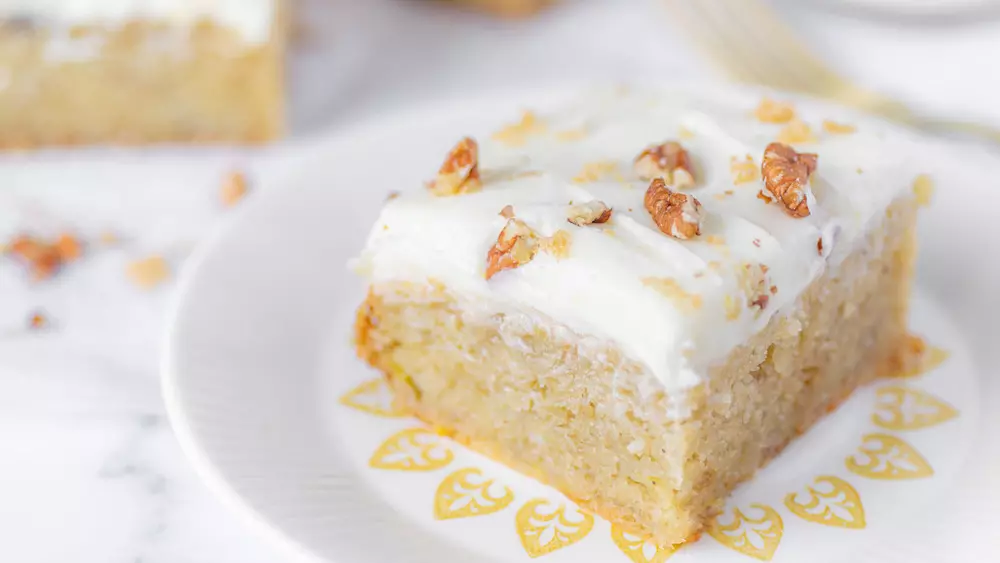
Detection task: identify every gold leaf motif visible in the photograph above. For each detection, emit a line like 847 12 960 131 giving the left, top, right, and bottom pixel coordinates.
784 476 866 529
368 428 454 471
707 504 783 561
433 467 514 520
515 498 594 557
610 525 677 563
874 386 958 430
339 378 406 418
846 433 933 480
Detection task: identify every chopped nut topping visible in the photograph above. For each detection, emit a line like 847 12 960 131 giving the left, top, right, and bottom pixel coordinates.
912 174 934 207
55 233 82 262
567 200 612 226
485 219 539 280
499 204 515 219
817 237 824 256
540 230 572 259
644 178 703 240
761 142 818 218
634 141 695 187
429 137 482 196
492 111 546 146
385 191 400 201
28 310 48 330
554 128 587 142
6 233 83 281
127 255 170 289
754 97 796 124
221 170 248 206
757 190 774 204
642 277 703 312
777 119 817 144
730 155 759 184
572 161 620 184
822 120 857 134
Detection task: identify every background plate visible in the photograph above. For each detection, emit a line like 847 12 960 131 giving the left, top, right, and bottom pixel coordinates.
162 86 997 563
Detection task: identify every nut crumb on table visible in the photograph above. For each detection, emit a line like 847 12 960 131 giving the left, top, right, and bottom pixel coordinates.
127 255 170 289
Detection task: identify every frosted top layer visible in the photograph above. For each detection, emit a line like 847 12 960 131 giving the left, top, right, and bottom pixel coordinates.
354 86 918 393
0 0 275 42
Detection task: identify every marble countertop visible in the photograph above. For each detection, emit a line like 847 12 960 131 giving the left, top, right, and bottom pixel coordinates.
2 1 998 561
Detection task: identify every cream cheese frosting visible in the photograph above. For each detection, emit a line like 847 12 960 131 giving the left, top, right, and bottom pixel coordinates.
0 0 275 42
353 86 919 394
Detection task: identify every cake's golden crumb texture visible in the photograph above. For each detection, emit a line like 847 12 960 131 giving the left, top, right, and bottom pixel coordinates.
0 16 285 148
354 199 917 546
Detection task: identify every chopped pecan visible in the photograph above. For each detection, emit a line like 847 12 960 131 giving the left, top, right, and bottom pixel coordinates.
499 204 515 219
485 219 538 280
740 263 771 314
634 141 695 187
7 233 82 281
567 200 612 226
760 142 817 218
644 178 703 240
429 137 482 196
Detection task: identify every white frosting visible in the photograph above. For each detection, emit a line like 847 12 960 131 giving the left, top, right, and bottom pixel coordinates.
354 86 918 395
0 0 275 43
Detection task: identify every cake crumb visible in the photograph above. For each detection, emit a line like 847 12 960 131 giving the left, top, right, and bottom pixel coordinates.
127 255 170 289
99 231 119 245
730 155 759 184
912 174 934 206
642 277 703 312
541 230 572 259
822 120 857 134
724 294 741 321
705 235 726 246
492 111 546 147
221 170 249 206
754 97 795 123
678 126 695 139
554 128 587 142
776 120 817 144
572 161 619 184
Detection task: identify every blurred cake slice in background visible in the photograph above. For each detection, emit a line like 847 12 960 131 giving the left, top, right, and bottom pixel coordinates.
0 0 286 148
451 0 553 17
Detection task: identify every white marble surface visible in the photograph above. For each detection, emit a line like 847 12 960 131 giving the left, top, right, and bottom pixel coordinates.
1 1 999 561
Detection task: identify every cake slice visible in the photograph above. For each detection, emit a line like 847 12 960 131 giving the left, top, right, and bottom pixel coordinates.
0 0 285 147
352 88 919 546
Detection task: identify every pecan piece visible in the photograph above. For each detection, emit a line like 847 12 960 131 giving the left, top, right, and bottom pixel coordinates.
634 141 695 187
760 142 817 218
429 137 482 196
644 178 703 240
567 200 612 226
485 218 538 280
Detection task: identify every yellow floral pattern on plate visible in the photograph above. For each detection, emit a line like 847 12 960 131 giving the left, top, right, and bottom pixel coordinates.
873 386 958 431
433 467 514 520
339 378 407 418
369 428 454 471
707 504 783 561
846 433 933 479
784 476 865 529
610 524 677 563
515 498 594 558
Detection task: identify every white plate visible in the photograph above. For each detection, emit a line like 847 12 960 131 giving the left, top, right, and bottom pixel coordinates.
162 87 1000 563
